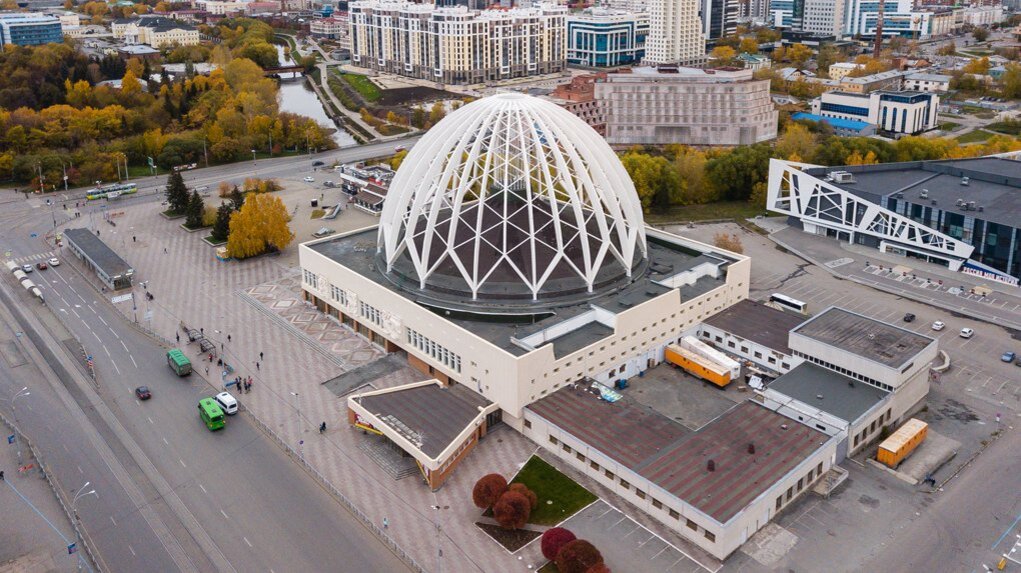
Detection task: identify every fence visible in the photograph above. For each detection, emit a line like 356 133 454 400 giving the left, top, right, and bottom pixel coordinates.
245 412 426 573
0 411 101 572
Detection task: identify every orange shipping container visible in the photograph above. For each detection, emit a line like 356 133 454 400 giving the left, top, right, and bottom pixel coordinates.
876 418 928 468
664 345 731 387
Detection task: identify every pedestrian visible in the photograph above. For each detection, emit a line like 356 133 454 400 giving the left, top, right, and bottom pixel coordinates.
208 353 213 363
221 343 224 351
245 381 251 393
163 247 167 254
96 230 100 236
382 517 388 529
200 328 204 335
259 351 264 361
132 235 136 242
248 377 253 392
217 358 222 366
319 421 326 434
227 334 231 343
176 332 180 343
205 365 209 375
256 362 260 371
0 470 4 480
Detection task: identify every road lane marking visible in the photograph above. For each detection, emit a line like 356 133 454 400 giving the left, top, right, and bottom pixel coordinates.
97 315 107 326
162 437 168 445
111 359 121 375
92 331 101 342
198 484 207 494
220 509 229 519
77 465 83 474
103 345 110 357
71 308 81 319
147 417 154 424
243 537 252 548
128 545 136 556
110 516 117 526
120 340 129 353
129 355 137 368
179 459 186 468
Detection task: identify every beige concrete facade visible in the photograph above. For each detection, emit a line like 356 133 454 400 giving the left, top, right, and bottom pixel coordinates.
645 0 704 65
598 66 778 146
348 1 566 85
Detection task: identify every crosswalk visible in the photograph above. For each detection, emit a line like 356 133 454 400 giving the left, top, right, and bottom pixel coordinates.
5 251 55 265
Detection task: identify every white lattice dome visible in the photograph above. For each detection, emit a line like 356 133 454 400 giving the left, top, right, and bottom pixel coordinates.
378 93 647 305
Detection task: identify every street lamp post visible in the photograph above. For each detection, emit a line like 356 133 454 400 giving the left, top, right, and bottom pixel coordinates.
430 495 447 573
290 391 303 434
9 387 29 464
71 482 96 572
251 149 257 165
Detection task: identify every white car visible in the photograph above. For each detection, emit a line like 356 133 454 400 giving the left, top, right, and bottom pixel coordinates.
931 320 945 331
21 264 32 273
48 257 60 267
303 176 315 183
959 327 974 339
215 392 239 415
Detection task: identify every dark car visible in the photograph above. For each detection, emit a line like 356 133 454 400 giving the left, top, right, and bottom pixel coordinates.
135 386 152 400
35 261 47 270
903 313 916 323
312 160 325 167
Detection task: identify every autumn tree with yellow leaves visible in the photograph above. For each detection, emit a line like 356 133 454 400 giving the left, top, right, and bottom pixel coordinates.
226 193 294 259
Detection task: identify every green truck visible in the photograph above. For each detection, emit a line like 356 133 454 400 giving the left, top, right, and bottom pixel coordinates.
167 349 192 376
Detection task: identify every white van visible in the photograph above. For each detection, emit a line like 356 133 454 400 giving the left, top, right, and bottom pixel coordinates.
215 392 239 415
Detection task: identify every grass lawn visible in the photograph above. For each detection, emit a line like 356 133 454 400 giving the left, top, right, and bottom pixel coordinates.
987 121 1021 136
644 200 766 225
937 121 960 131
341 73 382 102
511 456 596 526
956 129 995 144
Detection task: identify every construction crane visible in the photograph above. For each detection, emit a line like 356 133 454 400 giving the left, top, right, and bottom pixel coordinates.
873 0 885 57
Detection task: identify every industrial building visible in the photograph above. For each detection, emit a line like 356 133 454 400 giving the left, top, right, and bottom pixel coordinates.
347 1 566 85
0 12 62 46
810 90 939 135
63 228 134 290
597 66 778 146
766 156 1021 284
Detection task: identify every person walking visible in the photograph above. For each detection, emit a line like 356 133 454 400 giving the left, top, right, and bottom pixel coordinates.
256 362 260 371
259 351 264 361
382 517 388 529
319 422 327 434
227 334 231 342
176 332 180 343
1 470 5 480
247 378 253 392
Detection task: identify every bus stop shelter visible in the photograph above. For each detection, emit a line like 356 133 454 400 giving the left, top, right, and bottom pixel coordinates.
63 228 134 290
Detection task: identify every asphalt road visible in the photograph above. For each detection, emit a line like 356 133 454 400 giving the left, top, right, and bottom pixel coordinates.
0 151 415 572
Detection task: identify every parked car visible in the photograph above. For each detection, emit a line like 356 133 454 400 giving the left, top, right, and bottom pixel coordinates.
215 392 238 415
960 327 974 338
35 261 47 270
1002 351 1016 363
48 257 60 266
394 145 406 153
303 176 315 183
21 264 32 273
135 386 152 400
903 313 915 323
312 160 324 167
931 320 945 331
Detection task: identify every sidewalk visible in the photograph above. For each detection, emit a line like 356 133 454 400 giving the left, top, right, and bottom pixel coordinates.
768 225 1021 331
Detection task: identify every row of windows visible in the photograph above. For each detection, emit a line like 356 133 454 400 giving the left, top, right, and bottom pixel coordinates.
302 269 317 290
793 351 893 392
545 433 717 543
359 300 382 326
853 408 892 448
330 284 347 306
407 328 463 373
775 462 825 512
702 330 790 369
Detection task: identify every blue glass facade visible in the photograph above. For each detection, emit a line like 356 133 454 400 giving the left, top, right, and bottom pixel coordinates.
567 16 646 67
0 15 63 46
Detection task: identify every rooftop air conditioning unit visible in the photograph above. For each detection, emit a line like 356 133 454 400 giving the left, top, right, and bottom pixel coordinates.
956 198 964 206
920 189 929 198
978 205 984 212
969 201 976 209
961 176 970 186
833 171 855 184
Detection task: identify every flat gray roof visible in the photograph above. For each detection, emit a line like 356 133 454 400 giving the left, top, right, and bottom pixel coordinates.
355 383 490 459
792 307 933 369
308 228 731 356
702 299 805 354
769 362 888 424
63 228 133 278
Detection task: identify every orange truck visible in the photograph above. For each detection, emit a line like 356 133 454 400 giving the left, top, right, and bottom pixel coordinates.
876 418 928 468
664 344 732 387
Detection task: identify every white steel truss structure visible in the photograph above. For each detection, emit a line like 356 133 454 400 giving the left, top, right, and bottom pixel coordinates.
766 159 974 262
378 93 648 300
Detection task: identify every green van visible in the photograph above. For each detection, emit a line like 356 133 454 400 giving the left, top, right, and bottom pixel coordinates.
198 398 225 431
167 349 192 376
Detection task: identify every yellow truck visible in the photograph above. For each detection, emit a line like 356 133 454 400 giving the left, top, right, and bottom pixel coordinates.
876 418 928 468
665 344 732 387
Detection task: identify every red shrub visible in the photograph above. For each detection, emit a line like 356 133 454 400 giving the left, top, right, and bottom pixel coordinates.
540 527 576 561
492 491 531 529
555 539 604 573
472 473 508 509
509 483 538 510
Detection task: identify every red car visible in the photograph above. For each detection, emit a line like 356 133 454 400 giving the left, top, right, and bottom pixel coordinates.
35 261 47 270
135 386 152 400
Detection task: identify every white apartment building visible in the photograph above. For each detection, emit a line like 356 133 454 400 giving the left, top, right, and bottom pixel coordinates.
113 15 199 47
802 0 845 37
811 90 939 135
348 1 567 85
597 66 778 146
829 61 863 80
201 1 246 15
961 5 1003 27
645 0 705 65
903 73 950 93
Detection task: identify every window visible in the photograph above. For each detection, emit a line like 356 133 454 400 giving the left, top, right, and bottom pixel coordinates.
590 460 599 470
754 351 762 358
807 469 814 482
686 518 698 531
576 452 585 462
619 479 630 490
797 478 804 492
407 328 462 373
604 469 614 480
786 487 793 501
524 420 531 429
563 444 571 453
329 284 347 305
704 531 716 543
854 434 860 447
636 489 645 500
817 462 823 475
549 436 558 445
776 496 782 510
669 508 679 519
359 301 382 325
302 269 318 289
652 499 662 509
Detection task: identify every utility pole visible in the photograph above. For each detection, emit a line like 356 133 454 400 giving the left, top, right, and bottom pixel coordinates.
37 164 43 194
202 139 209 167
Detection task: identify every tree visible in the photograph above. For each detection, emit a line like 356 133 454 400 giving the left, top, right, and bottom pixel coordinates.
429 102 446 125
938 41 957 56
226 192 294 259
775 122 817 161
704 143 771 201
121 69 142 95
492 490 531 529
211 202 233 242
541 528 577 561
963 56 990 75
709 46 736 65
713 232 744 254
508 483 538 510
411 106 427 129
165 171 190 214
739 37 759 55
472 473 508 509
973 27 989 43
787 43 813 67
390 149 408 171
1001 64 1021 98
555 539 604 573
185 190 205 228
229 185 246 211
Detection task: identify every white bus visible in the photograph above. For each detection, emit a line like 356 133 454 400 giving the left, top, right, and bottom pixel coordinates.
769 293 808 314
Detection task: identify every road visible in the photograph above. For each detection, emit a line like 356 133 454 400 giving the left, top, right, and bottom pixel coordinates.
0 149 417 572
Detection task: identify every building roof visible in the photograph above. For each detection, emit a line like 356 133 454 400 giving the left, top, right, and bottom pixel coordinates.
63 228 133 278
802 157 1021 229
702 299 805 355
791 307 933 369
791 112 873 132
118 44 160 54
529 388 828 524
355 382 491 458
137 16 196 31
768 362 889 424
840 69 907 85
905 72 950 82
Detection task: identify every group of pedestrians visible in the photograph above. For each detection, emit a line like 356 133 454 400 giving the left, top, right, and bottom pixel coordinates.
232 375 253 394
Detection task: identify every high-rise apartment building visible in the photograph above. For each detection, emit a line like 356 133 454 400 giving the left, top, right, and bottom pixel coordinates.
348 1 567 85
801 0 845 36
701 0 738 39
0 12 62 46
645 0 705 65
567 8 648 67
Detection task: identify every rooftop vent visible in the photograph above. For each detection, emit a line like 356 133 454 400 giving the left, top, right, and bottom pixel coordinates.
816 394 824 400
920 189 929 198
969 201 976 209
956 198 964 206
961 176 970 186
780 423 789 431
931 200 938 206
833 171 855 184
978 205 984 212
707 459 716 472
